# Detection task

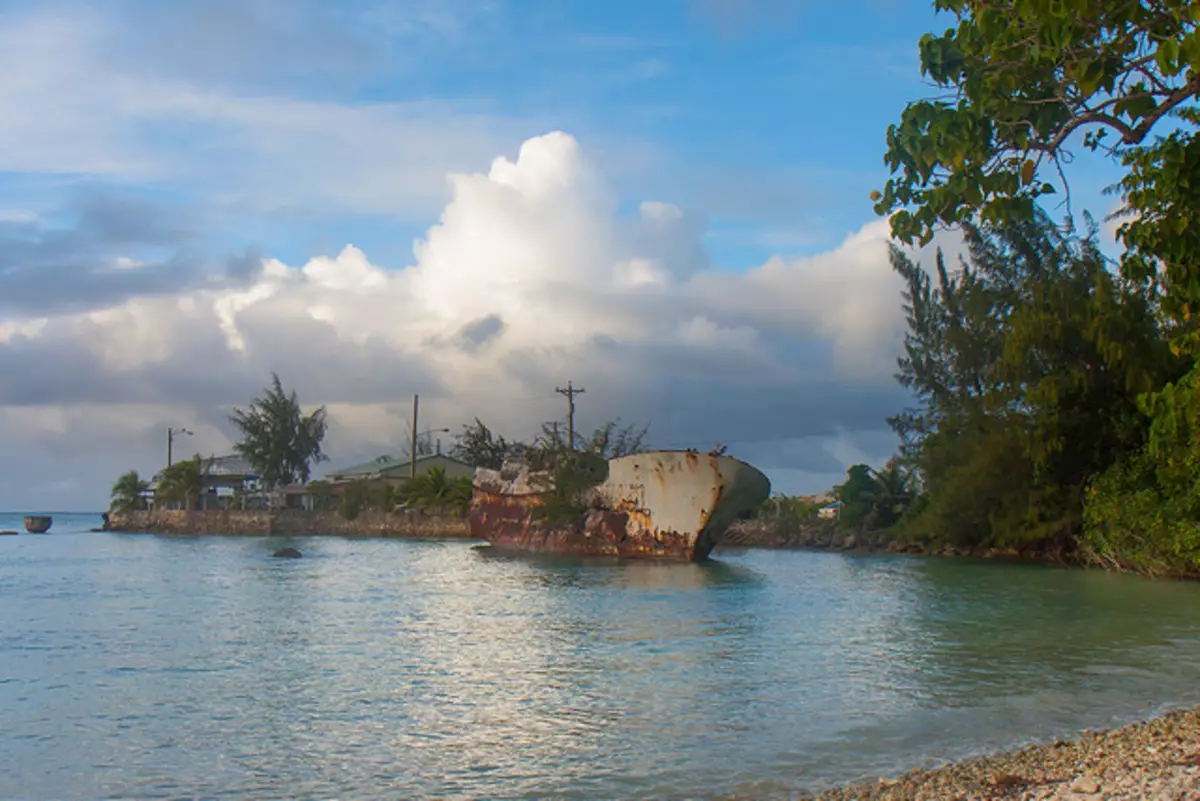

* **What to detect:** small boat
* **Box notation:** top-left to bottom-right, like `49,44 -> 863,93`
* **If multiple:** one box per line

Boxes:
24,515 -> 52,533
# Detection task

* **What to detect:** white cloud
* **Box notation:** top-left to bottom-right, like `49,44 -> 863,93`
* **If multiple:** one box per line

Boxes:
0,5 -> 537,217
0,130 -> 948,508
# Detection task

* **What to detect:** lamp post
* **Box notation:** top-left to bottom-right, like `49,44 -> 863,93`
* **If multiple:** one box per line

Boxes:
167,427 -> 193,468
410,426 -> 450,479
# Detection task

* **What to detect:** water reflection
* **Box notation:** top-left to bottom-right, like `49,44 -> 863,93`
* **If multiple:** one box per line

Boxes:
4,535 -> 1200,799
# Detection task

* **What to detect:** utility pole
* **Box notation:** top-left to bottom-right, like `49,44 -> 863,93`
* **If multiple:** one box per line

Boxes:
167,427 -> 192,468
555,381 -> 585,450
410,394 -> 419,480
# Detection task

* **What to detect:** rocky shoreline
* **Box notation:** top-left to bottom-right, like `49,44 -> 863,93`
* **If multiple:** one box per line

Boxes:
720,519 -> 1074,565
794,706 -> 1200,800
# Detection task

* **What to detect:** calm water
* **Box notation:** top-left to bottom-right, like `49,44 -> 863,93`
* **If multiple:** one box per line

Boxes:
4,513 -> 1200,799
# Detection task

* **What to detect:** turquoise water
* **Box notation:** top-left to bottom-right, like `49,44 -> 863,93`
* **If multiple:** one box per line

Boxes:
4,513 -> 1200,799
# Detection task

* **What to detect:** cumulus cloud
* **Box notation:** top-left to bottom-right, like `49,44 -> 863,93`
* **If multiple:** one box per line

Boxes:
0,130 -> 957,509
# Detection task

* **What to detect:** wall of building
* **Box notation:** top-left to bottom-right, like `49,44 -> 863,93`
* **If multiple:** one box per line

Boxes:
107,508 -> 473,538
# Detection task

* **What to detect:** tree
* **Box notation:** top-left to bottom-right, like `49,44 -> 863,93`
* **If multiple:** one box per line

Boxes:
584,419 -> 649,458
874,0 -> 1199,257
449,418 -> 515,469
835,464 -> 878,530
156,455 -> 211,510
873,1 -> 1200,569
398,467 -> 475,516
229,373 -> 328,489
888,210 -> 1179,548
865,459 -> 918,530
110,470 -> 150,512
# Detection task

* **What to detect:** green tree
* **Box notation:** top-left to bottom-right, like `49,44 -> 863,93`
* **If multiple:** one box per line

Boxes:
874,0 -> 1199,259
110,470 -> 150,512
757,494 -> 821,521
156,455 -> 211,510
874,1 -> 1200,568
889,210 -> 1179,549
229,373 -> 329,489
398,467 -> 475,516
584,419 -> 649,458
449,418 -> 516,469
835,464 -> 878,530
866,459 -> 918,530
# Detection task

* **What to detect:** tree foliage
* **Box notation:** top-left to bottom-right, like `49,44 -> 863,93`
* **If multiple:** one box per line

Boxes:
449,418 -> 516,469
834,460 -> 919,532
398,467 -> 474,516
875,0 -> 1200,253
110,470 -> 150,512
889,210 -> 1180,549
229,373 -> 328,489
836,464 -> 880,530
156,455 -> 212,510
875,0 -> 1200,571
757,494 -> 822,521
583,419 -> 649,458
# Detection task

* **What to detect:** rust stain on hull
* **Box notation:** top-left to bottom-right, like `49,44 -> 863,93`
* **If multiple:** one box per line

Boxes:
469,451 -> 770,561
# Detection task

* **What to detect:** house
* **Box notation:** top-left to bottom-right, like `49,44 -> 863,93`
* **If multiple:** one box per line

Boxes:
324,453 -> 475,486
817,500 -> 841,520
151,454 -> 263,510
278,453 -> 477,511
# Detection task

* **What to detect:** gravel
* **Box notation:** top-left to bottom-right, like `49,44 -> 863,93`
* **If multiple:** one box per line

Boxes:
798,707 -> 1200,800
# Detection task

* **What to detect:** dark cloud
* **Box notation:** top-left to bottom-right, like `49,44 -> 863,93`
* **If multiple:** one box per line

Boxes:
455,314 -> 505,353
0,190 -> 259,316
495,333 -> 909,454
224,247 -> 265,282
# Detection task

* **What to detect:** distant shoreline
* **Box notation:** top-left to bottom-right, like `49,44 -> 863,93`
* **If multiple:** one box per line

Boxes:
797,705 -> 1200,800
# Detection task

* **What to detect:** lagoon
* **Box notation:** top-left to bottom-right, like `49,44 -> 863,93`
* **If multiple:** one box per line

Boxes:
3,513 -> 1200,799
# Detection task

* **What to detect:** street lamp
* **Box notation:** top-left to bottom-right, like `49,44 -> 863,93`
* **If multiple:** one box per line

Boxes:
410,426 -> 451,479
167,427 -> 193,468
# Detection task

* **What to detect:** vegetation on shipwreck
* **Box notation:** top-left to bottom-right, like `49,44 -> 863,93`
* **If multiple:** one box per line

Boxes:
485,419 -> 649,528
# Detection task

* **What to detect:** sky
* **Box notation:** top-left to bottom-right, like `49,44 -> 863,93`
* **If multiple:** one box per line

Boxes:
0,0 -> 1126,511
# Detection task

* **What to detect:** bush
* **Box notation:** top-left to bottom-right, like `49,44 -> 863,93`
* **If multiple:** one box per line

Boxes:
1083,449 -> 1200,578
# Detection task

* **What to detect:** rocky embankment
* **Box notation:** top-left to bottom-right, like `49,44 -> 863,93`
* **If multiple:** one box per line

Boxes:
795,707 -> 1200,800
107,508 -> 472,538
720,519 -> 1074,564
720,518 -> 912,553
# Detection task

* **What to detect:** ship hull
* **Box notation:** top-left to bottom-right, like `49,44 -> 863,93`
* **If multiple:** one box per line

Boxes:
469,451 -> 770,561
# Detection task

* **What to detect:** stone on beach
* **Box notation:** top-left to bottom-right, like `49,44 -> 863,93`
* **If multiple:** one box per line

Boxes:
802,707 -> 1200,800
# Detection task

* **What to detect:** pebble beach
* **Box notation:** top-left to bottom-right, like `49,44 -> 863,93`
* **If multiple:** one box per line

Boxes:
801,707 -> 1200,800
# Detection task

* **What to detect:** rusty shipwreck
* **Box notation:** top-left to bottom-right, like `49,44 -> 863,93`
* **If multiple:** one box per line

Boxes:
468,450 -> 771,561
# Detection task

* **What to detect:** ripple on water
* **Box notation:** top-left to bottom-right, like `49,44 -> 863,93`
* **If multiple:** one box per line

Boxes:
2,533 -> 1200,799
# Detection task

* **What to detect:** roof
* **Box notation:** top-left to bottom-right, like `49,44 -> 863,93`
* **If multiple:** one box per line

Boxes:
325,452 -> 472,480
152,453 -> 259,483
205,454 -> 257,476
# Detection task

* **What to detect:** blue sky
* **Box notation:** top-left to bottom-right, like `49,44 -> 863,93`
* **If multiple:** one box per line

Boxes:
0,0 -> 1128,509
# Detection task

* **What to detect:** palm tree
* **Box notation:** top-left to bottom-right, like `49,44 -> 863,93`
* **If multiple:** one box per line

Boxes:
399,468 -> 475,515
866,460 -> 917,529
156,455 -> 211,510
110,470 -> 150,512
402,467 -> 451,508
